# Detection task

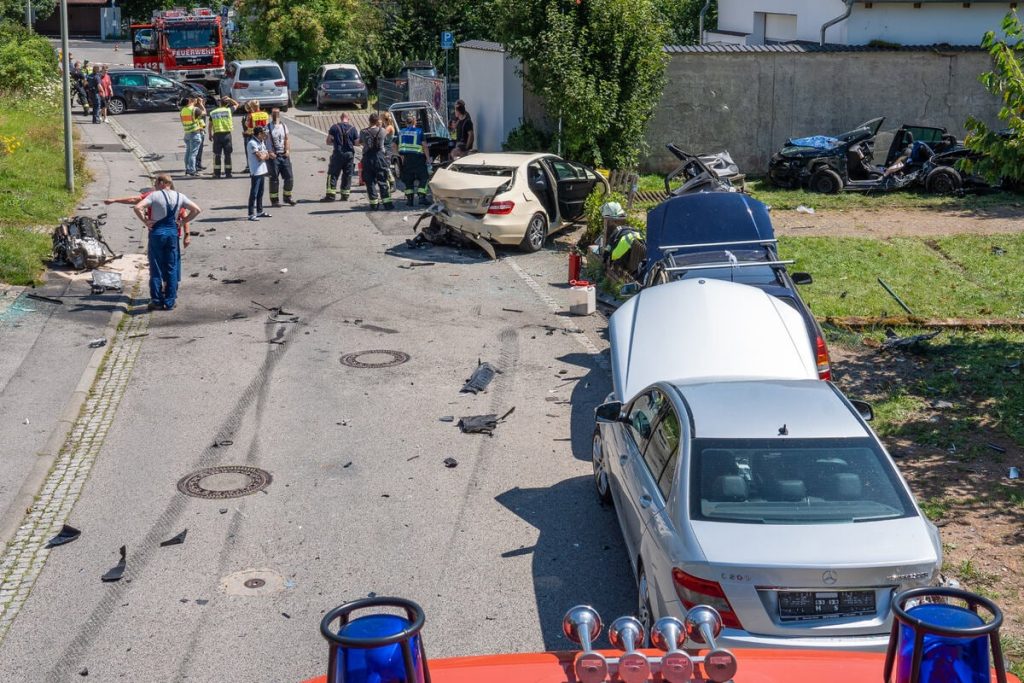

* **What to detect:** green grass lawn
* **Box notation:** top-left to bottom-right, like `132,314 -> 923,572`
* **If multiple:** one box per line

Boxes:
0,94 -> 87,284
636,174 -> 1023,211
780,234 -> 1024,319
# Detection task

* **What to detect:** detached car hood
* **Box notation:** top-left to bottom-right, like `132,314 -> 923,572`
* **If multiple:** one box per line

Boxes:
608,279 -> 816,403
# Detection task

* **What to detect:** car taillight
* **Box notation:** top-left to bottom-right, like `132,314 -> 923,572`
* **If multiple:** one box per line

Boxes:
232,82 -> 248,89
672,568 -> 743,629
815,335 -> 831,380
487,200 -> 515,215
274,80 -> 287,87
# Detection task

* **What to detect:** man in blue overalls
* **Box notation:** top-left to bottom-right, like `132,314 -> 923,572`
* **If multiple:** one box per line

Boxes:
133,174 -> 202,311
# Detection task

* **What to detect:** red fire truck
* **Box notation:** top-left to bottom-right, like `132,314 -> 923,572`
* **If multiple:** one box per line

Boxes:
131,8 -> 226,85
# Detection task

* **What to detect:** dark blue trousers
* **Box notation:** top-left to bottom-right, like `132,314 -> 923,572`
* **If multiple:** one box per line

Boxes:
148,231 -> 179,309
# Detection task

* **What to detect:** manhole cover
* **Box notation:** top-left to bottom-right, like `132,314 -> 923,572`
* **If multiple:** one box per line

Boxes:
220,569 -> 285,596
176,465 -> 272,499
339,350 -> 410,369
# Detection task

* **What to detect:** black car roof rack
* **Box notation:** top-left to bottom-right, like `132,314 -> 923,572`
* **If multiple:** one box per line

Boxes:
659,238 -> 777,253
662,259 -> 794,273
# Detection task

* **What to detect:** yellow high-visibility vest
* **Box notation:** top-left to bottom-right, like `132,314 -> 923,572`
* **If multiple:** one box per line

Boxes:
180,106 -> 201,133
210,107 -> 233,134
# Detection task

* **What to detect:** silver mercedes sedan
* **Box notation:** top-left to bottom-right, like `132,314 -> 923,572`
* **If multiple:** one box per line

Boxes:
592,378 -> 942,651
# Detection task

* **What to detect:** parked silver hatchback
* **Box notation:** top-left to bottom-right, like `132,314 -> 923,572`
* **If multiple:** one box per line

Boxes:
219,59 -> 290,110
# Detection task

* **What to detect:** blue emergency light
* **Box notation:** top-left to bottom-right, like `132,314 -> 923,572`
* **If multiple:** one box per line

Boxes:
320,597 -> 430,683
884,587 -> 1007,683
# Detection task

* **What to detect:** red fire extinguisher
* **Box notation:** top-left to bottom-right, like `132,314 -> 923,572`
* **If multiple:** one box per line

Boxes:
357,160 -> 364,186
568,248 -> 582,283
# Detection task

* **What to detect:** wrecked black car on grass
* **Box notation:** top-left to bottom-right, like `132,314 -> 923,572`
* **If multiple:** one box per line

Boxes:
768,117 -> 986,194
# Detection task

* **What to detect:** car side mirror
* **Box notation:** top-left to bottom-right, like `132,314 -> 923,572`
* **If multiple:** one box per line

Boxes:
850,399 -> 874,421
791,272 -> 813,285
619,282 -> 639,296
595,401 -> 624,424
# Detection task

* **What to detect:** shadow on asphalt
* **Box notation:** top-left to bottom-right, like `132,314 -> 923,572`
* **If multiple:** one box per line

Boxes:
557,352 -> 612,464
495,476 -> 635,650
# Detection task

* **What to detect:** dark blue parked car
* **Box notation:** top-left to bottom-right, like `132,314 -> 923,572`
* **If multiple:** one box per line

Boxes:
631,193 -> 832,379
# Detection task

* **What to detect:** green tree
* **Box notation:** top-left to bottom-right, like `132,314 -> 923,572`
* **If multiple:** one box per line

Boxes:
496,0 -> 668,169
0,19 -> 58,93
963,11 -> 1024,184
2,0 -> 56,24
654,0 -> 716,45
234,0 -> 362,81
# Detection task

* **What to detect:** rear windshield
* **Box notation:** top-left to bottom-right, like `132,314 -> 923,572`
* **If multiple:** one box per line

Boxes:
451,165 -> 515,178
402,67 -> 437,78
325,69 -> 360,82
690,437 -> 915,524
239,66 -> 283,82
669,250 -> 784,287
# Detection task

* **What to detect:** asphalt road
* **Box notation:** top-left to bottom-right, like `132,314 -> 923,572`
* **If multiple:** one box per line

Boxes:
0,42 -> 634,681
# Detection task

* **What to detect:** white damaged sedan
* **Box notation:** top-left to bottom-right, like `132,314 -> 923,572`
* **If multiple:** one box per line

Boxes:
425,153 -> 608,258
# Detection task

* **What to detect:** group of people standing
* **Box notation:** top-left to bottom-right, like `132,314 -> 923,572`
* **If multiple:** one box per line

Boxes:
70,60 -> 112,124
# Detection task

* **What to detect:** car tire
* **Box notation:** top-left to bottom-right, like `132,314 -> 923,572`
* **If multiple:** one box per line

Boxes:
809,168 -> 843,194
592,428 -> 612,505
518,212 -> 547,253
637,565 -> 653,644
106,97 -> 126,116
925,167 -> 962,195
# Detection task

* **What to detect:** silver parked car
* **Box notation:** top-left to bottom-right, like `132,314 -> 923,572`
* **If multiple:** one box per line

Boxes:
219,59 -> 290,110
594,280 -> 942,651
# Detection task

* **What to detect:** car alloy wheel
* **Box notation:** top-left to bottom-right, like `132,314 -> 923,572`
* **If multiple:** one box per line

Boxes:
519,213 -> 547,253
107,97 -> 126,116
637,566 -> 653,643
926,167 -> 962,195
592,429 -> 612,504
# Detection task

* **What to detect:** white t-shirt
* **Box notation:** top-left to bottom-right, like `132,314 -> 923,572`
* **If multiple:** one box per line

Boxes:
247,138 -> 268,176
138,189 -> 188,223
268,121 -> 288,154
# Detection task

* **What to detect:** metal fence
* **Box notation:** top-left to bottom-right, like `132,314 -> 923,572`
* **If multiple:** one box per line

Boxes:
376,78 -> 406,110
375,76 -> 459,118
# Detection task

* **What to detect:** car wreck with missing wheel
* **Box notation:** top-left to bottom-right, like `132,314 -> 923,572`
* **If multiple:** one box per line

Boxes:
768,117 -> 987,194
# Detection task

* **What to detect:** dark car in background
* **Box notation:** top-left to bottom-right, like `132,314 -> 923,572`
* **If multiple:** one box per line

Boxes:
312,63 -> 368,110
633,193 -> 831,380
398,61 -> 438,81
105,68 -> 214,115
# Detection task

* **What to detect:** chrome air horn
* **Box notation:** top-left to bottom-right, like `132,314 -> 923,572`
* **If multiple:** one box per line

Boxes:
685,606 -> 738,683
609,616 -> 650,683
651,616 -> 694,683
563,605 -> 609,683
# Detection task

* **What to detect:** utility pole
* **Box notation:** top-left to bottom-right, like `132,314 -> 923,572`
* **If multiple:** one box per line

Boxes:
60,0 -> 74,193
25,0 -> 32,28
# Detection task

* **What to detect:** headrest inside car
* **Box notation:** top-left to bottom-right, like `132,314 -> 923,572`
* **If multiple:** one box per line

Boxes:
830,472 -> 862,500
711,475 -> 748,502
770,479 -> 806,501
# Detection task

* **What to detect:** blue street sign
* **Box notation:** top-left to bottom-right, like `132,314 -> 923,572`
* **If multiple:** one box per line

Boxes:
441,31 -> 454,50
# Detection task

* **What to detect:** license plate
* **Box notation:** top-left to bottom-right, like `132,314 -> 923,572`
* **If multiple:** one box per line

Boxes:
778,590 -> 875,622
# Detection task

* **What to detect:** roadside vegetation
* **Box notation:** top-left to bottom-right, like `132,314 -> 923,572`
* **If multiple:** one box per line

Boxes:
0,21 -> 87,285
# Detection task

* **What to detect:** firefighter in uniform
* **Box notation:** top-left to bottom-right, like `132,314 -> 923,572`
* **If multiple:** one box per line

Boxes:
357,113 -> 393,210
395,113 -> 430,207
208,96 -> 238,178
242,100 -> 269,173
323,112 -> 357,201
266,108 -> 296,206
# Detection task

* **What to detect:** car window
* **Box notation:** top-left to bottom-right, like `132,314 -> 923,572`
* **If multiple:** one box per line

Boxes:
325,69 -> 360,82
689,437 -> 916,524
548,160 -> 582,181
148,76 -> 175,89
626,389 -> 667,454
644,408 -> 681,499
239,66 -> 283,82
568,161 -> 596,180
451,165 -> 514,177
117,74 -> 146,87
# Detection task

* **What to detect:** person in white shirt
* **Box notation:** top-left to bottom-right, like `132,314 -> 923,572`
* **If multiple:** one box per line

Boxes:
266,108 -> 296,206
132,174 -> 201,311
246,127 -> 272,221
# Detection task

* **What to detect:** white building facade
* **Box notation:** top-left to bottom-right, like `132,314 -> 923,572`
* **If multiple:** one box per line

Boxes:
709,0 -> 1014,46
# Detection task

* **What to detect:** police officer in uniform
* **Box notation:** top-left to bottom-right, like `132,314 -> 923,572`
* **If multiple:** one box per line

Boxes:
266,108 -> 296,206
323,112 -> 357,201
395,113 -> 430,207
180,96 -> 204,175
357,113 -> 393,210
208,96 -> 239,178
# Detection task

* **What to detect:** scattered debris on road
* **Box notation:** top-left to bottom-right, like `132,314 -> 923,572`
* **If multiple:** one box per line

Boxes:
90,271 -> 122,294
439,416 -> 454,422
88,338 -> 107,348
159,529 -> 187,547
221,278 -> 246,284
44,524 -> 81,548
101,545 -> 127,582
212,440 -> 233,448
458,407 -> 515,436
26,293 -> 63,305
443,457 -> 458,468
461,361 -> 500,394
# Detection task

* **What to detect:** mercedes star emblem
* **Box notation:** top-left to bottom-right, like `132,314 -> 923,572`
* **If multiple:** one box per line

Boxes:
822,570 -> 838,585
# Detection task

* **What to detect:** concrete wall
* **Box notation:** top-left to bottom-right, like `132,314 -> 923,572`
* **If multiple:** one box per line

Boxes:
642,49 -> 1000,174
459,46 -> 525,152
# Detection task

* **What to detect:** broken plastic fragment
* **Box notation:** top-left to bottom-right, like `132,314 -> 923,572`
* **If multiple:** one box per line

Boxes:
443,457 -> 458,468
159,529 -> 187,547
88,338 -> 107,348
101,545 -> 127,582
461,361 -> 500,394
45,524 -> 82,548
439,416 -> 454,422
457,407 -> 514,436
